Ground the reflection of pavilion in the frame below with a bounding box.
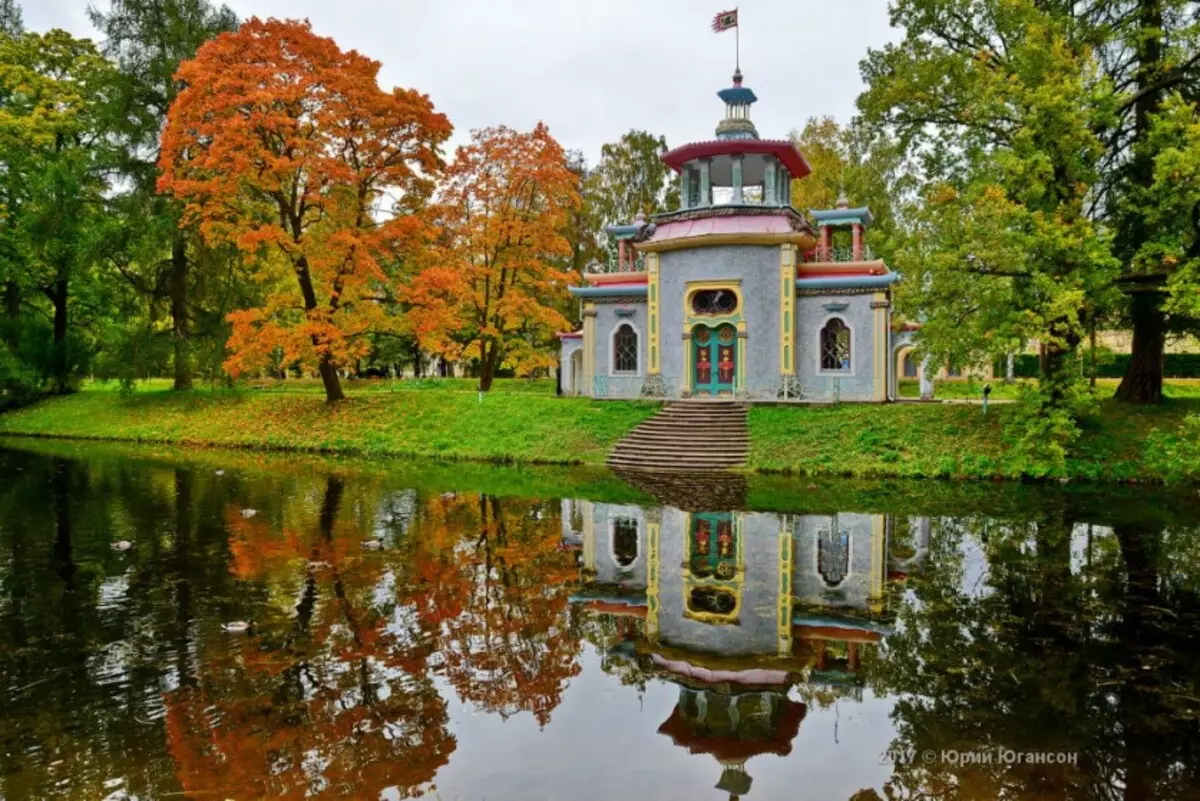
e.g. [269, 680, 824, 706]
[564, 500, 929, 797]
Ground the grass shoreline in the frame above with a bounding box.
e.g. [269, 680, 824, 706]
[1, 378, 1198, 484]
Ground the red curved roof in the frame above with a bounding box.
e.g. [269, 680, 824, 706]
[662, 139, 812, 179]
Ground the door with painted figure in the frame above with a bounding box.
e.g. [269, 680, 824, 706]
[692, 324, 737, 396]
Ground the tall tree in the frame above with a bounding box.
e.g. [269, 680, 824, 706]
[789, 116, 910, 251]
[584, 129, 679, 231]
[1103, 0, 1200, 402]
[0, 30, 119, 392]
[158, 17, 452, 402]
[406, 123, 580, 391]
[859, 0, 1119, 401]
[0, 0, 20, 38]
[88, 0, 238, 391]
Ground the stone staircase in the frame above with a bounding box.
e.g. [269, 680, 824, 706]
[607, 399, 749, 472]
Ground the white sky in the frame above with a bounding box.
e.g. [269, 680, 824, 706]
[24, 0, 897, 166]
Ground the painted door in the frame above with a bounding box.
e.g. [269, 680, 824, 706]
[692, 324, 737, 396]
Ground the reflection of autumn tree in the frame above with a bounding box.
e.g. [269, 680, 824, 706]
[165, 475, 454, 799]
[871, 513, 1200, 800]
[411, 494, 582, 726]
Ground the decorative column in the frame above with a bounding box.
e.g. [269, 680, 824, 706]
[872, 292, 889, 401]
[679, 169, 690, 210]
[869, 514, 886, 615]
[617, 239, 626, 271]
[779, 245, 796, 376]
[919, 356, 935, 400]
[764, 159, 777, 205]
[820, 226, 832, 262]
[645, 510, 661, 643]
[699, 158, 711, 207]
[852, 223, 864, 261]
[731, 154, 744, 204]
[647, 253, 660, 374]
[776, 524, 794, 658]
[582, 304, 597, 396]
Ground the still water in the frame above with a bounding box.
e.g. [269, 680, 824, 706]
[1, 440, 1199, 801]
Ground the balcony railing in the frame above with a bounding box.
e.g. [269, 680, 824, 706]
[812, 245, 875, 263]
[586, 255, 646, 274]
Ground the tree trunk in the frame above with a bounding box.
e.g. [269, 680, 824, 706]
[3, 280, 18, 347]
[1117, 0, 1167, 404]
[50, 278, 69, 393]
[479, 339, 499, 392]
[1115, 292, 1164, 403]
[169, 232, 192, 391]
[294, 256, 344, 402]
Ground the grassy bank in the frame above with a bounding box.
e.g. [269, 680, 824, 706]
[0, 379, 657, 466]
[1, 378, 1198, 482]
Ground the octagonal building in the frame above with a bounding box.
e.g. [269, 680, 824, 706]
[560, 69, 907, 402]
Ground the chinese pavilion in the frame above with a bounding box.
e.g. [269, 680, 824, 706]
[560, 68, 915, 402]
[562, 498, 929, 798]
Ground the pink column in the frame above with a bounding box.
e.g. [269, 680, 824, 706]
[618, 239, 626, 272]
[852, 224, 864, 261]
[820, 227, 832, 261]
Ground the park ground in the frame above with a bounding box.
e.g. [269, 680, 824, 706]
[1, 377, 1199, 483]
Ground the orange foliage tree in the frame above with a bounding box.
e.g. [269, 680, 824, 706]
[408, 493, 582, 726]
[165, 476, 455, 798]
[406, 123, 580, 391]
[158, 18, 452, 402]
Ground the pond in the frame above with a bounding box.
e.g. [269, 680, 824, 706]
[1, 439, 1199, 801]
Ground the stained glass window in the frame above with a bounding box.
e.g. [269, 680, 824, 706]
[820, 318, 851, 372]
[613, 324, 638, 374]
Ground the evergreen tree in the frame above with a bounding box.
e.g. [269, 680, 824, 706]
[87, 0, 237, 390]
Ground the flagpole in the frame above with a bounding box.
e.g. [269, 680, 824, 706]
[735, 7, 740, 70]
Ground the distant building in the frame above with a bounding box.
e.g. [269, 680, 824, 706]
[560, 69, 913, 402]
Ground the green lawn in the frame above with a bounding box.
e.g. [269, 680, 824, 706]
[0, 380, 658, 466]
[749, 396, 1200, 481]
[898, 377, 1200, 400]
[2, 378, 1198, 482]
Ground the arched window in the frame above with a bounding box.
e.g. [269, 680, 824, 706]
[818, 517, 850, 588]
[612, 324, 638, 374]
[820, 318, 851, 372]
[903, 352, 918, 378]
[612, 517, 639, 568]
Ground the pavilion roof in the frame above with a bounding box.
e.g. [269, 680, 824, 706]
[661, 139, 812, 178]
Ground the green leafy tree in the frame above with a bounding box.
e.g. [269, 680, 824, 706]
[859, 1, 1120, 406]
[584, 129, 680, 232]
[87, 0, 238, 391]
[0, 30, 119, 392]
[789, 116, 911, 256]
[0, 0, 20, 38]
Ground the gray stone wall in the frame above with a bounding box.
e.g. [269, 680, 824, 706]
[792, 513, 881, 613]
[589, 301, 648, 399]
[589, 502, 648, 590]
[794, 293, 879, 402]
[659, 245, 781, 396]
[656, 508, 784, 657]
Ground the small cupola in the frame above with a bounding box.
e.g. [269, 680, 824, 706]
[715, 69, 758, 140]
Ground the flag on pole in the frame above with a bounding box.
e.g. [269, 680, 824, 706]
[712, 8, 738, 32]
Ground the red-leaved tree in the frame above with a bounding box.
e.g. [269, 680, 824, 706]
[158, 17, 452, 401]
[406, 123, 579, 391]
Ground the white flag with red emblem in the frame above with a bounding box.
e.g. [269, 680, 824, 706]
[712, 8, 738, 32]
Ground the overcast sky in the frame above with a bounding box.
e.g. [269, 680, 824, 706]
[24, 0, 898, 165]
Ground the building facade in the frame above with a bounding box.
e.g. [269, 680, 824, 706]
[561, 69, 906, 402]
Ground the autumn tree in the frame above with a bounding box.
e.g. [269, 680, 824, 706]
[158, 18, 452, 402]
[89, 0, 238, 390]
[406, 123, 579, 391]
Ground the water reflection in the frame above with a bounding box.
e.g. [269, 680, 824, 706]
[1, 443, 1199, 800]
